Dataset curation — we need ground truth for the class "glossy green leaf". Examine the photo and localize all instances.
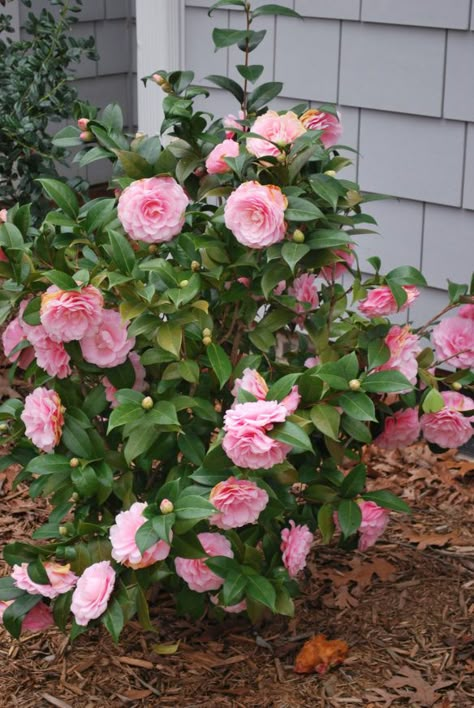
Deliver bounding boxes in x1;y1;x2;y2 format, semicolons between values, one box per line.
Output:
340;463;367;498
310;404;340;441
338;392;377;422
207;342;232;388
37;178;79;219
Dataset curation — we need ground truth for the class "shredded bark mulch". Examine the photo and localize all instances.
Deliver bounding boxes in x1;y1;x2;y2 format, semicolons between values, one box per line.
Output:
0;443;473;707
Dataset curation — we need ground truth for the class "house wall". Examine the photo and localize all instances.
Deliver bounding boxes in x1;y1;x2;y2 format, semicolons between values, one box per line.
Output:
15;0;137;185
184;0;474;324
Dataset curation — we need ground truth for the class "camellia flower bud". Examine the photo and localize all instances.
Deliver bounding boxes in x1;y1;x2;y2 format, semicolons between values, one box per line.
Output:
349;379;361;391
77;117;89;131
70;492;79;502
148;245;158;254
142;396;154;410
159;498;174;515
80;131;94;143
0;423;8;432
202;328;212;337
191;260;200;272
452;381;462;391
70;458;80;468
202;336;212;346
293;229;305;243
324;170;337;178
59;526;68;536
179;279;189;288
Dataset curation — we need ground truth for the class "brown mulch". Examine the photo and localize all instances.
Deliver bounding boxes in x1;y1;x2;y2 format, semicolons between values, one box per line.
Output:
0;443;473;707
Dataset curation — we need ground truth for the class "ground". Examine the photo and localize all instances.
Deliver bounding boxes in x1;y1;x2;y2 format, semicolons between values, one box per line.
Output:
0;443;473;708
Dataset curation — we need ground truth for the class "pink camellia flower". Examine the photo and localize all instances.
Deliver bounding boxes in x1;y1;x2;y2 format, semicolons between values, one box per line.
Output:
357;501;390;552
70;561;116;626
300;108;342;148
0;208;8;223
420;391;473;449
280;520;313;577
304;356;320;368
458;304;474;320
374;408;420;449
117;176;189;244
2;317;35;369
40;285;103;343
209;477;269;529
274;280;286;296
223;111;245;139
247;110;306;159
376;325;421;387
288;273;319;317
0;600;54;632
222;400;291;469
80;309;135;368
110;501;171;569
358;286;420;318
224;181;287;249
77;117;89;131
12;562;77;599
205;139;240;174
210;595;247;614
22;602;54;632
232;368;268;401
320;246;355;281
280;386;301;415
175;532;234;593
103;352;147;408
0;248;7;263
35;337;72;379
21;387;65;452
432;316;474;370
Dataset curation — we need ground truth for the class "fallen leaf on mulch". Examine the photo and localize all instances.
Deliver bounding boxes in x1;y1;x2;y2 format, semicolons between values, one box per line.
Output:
399;527;461;550
384;665;456;706
294;634;348;674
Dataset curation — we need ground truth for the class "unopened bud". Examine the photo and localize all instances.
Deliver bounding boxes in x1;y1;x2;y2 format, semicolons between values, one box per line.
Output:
349;379;361;391
59;526;68;536
152;74;172;93
148;244;158;254
135;131;145;140
293;229;305;243
452;381;462;391
70;457;80;468
142;396;154;410
77;117;89;131
191;260;200;272
324;170;337;178
70;492;79;502
80;130;94;142
160;498;174;515
194;166;206;178
179;279;189;288
0;423;8;432
202;328;212;337
202;335;212;346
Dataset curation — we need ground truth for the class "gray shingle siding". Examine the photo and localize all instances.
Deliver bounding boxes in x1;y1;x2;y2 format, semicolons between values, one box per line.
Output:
184;0;474;323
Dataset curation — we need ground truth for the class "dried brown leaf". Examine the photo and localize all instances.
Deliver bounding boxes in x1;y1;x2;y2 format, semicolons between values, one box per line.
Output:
294;634;349;675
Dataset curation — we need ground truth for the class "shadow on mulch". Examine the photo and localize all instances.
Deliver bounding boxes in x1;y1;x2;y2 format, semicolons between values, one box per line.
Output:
0;444;473;708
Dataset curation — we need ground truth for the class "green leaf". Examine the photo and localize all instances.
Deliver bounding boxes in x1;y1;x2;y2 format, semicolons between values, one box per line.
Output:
310;175;343;210
62;417;94;458
281;242;310;272
245;574;276;611
102;599;124;644
108;402;144;433
268;420;313;453
178;433;205;466
152;514;175;544
157;323;182;359
102;103;124;133
83;385;107;418
175;495;216;521
53;590;73;632
338;392;377;422
71;464;99;497
3;594;42;639
209;0;246;14
205;556;241;579
207;343;232;388
285;196;324;222
422;388;445;414
27;558;50;585
253;4;301;18
248;327;276;352
306;229;353;250
212;27;249;48
172;532;207;559
385;265;427;287
362;490;411;514
310;404;340;441
337;499;362;538
78;146;112;167
340;463;367;498
44;270;78;291
53;125;83;147
206;74;244;103
135;519;160;554
247;81;283;112
448;280;468;304
341;415;372;444
221;571;248;607
124;423;156;463
104;358;136;389
109;230;136;275
26;454;70;476
113;150;153;179
0;222;24;250
367;339;390;369
261;262;290;299
236;64;264;83
305;484;338;503
0;576;26;601
362;371;413;393
37;178;79;219
318;503;335;544
266;373;300;403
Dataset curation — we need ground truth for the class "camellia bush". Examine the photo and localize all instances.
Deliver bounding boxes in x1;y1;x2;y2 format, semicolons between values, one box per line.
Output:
0;1;473;642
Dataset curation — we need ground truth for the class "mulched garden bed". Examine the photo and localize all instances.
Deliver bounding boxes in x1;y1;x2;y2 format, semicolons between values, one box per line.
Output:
0;443;473;707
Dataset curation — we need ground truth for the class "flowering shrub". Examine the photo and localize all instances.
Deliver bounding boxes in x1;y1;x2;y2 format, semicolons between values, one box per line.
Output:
0;1;472;642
